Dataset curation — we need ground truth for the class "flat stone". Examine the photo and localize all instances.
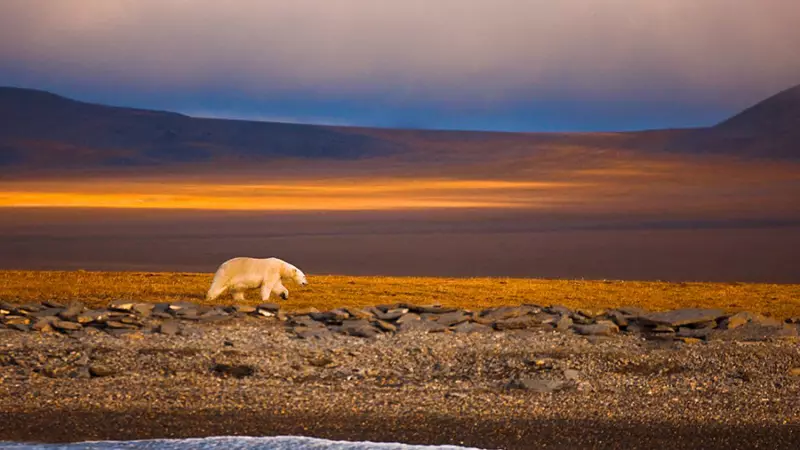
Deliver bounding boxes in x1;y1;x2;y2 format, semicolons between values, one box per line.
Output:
295;328;333;339
340;319;379;338
676;327;712;339
53;320;82;331
555;315;573;332
493;315;548;331
235;305;256;314
373;309;407;321
395;313;421;324
159;321;180;335
30;307;64;318
89;365;117;377
544;305;572;316
709;323;798;342
257;303;280;313
563;369;581;382
344;307;373;320
506;377;567;393
153;303;171;314
479;306;535;322
198;311;231;323
106;328;137;338
435;311;470;327
105;320;139;329
77;310;109;324
42;300;66;308
373;320;397;332
451;322;491;333
398;319;447;333
606;311;629;327
291;316;327;329
58;304;85;321
573;321;619;336
291;307;319;316
616;306;649;316
132;303;155;317
169;302;197;311
3;316;31;325
650;325;676;333
408;305;458;314
789;367;800;377
639;308;724;327
8;323;30;332
18;303;44;313
310;311;349;323
109;300;137;311
212;363;255;379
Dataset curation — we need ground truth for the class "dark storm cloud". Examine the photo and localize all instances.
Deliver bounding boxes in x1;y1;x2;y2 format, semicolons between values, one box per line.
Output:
1;0;799;130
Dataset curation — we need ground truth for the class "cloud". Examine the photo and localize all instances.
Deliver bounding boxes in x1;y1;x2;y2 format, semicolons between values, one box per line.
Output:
1;0;799;129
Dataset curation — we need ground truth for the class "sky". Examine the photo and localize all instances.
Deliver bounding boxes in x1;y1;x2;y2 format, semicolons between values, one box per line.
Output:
1;0;800;132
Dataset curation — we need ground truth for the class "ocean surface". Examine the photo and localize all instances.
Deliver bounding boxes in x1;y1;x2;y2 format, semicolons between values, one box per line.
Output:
1;436;482;450
2;208;799;282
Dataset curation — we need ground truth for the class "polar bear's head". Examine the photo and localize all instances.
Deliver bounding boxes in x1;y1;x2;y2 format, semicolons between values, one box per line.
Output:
283;262;308;286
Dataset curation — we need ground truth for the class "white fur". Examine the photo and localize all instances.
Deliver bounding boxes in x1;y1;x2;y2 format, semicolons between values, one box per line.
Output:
206;257;308;302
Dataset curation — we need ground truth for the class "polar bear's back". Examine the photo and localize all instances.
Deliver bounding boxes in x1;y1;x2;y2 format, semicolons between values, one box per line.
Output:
213;257;283;288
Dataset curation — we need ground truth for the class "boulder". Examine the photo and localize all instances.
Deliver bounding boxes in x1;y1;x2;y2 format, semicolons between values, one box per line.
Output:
638;308;724;327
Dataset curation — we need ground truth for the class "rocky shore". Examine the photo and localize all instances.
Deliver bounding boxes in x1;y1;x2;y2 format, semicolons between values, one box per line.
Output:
2;300;800;449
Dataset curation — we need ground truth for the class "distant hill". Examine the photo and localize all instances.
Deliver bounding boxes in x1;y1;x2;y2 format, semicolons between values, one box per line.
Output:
0;84;797;171
667;84;800;158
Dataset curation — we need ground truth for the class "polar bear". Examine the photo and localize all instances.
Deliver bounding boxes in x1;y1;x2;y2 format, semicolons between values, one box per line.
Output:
206;257;308;302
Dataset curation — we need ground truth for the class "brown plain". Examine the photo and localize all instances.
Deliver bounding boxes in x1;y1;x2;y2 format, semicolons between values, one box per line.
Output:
2;270;798;319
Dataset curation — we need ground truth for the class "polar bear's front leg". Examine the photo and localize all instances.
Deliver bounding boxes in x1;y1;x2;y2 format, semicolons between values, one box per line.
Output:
262;280;288;301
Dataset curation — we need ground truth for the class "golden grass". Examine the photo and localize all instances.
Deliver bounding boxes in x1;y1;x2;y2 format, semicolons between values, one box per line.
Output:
1;270;799;318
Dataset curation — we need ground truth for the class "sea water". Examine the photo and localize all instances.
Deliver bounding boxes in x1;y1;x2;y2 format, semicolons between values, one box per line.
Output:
0;436;483;450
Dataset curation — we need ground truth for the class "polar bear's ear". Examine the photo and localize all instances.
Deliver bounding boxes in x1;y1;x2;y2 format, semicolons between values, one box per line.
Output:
292;267;298;275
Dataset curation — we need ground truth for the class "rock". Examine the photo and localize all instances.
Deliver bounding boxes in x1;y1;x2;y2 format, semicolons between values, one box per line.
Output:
573;321;619;336
606;311;629;327
295;328;333;339
563;369;581;382
8;323;30;332
291;316;327;329
344;307;373;320
30;307;64;317
493;315;547;331
398;319;447;333
650;325;676;333
676;327;712;339
577;308;607;319
435;311;470;327
451;322;491;333
42;300;65;308
506;377;567;393
395;313;421;324
89;365;117;377
198;310;231;323
373;320;397;332
58;304;84;321
555;315;573;332
545;305;572;316
32;317;58;332
678;337;703;345
310;310;349;323
211;363;255;379
18;303;44;313
373;309;408;321
0;302;15;314
3;316;31;326
52;320;82;331
169;302;197;311
638;308;724;327
153;303;171;315
235;305;256;314
340;319;380;338
709;323;798;342
159;321;180;335
109;300;136;311
257;303;280;313
408;305;458;314
77;310;109;324
479;306;535;322
132;303;155;317
789;368;800;377
105;320;139;329
292;307;319;316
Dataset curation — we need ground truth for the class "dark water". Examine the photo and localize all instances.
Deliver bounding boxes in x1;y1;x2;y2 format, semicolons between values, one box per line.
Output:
1;208;798;283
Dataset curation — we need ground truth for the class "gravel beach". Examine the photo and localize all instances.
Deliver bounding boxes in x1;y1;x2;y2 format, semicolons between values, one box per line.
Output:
1;302;799;449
